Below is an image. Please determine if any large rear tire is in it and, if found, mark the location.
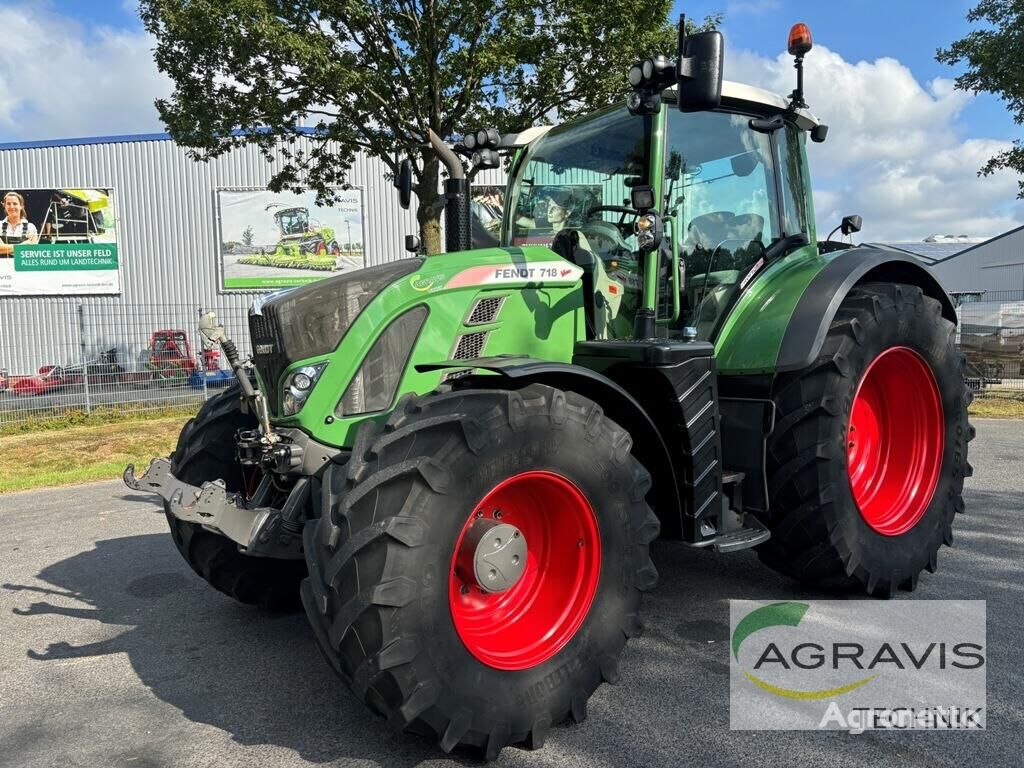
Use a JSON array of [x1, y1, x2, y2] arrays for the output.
[[167, 387, 306, 610], [759, 283, 974, 596], [301, 384, 659, 759]]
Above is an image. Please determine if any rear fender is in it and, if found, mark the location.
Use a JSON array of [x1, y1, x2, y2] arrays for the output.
[[776, 246, 957, 372]]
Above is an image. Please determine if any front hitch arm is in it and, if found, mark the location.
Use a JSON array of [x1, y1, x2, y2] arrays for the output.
[[124, 458, 304, 559]]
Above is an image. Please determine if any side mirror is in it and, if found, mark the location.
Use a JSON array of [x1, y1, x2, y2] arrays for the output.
[[404, 235, 421, 254], [841, 215, 862, 235], [677, 30, 724, 113], [395, 158, 413, 210]]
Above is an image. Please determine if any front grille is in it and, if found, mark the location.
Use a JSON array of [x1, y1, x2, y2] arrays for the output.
[[467, 296, 505, 325], [249, 308, 287, 415], [453, 331, 488, 360]]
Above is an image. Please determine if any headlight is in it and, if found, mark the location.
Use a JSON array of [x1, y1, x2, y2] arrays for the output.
[[282, 363, 326, 416], [336, 306, 428, 418]]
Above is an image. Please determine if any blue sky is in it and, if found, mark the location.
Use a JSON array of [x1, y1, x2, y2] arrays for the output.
[[676, 0, 1018, 141], [1, 0, 1021, 240]]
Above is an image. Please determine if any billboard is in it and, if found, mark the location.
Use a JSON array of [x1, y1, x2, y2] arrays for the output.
[[218, 188, 365, 291], [0, 188, 119, 296]]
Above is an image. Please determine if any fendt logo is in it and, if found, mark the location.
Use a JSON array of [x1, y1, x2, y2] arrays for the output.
[[729, 600, 987, 731]]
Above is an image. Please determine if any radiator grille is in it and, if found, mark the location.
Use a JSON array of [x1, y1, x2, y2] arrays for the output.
[[453, 331, 488, 360], [466, 296, 505, 325]]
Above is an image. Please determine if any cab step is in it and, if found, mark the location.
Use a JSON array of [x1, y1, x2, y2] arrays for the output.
[[708, 516, 771, 552], [685, 514, 770, 553]]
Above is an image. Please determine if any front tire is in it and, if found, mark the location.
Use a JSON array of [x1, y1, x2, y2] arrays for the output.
[[167, 387, 307, 609], [759, 283, 974, 596], [301, 385, 659, 759]]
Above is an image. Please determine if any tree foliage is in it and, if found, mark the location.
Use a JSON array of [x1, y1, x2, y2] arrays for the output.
[[937, 0, 1024, 198], [140, 0, 718, 251]]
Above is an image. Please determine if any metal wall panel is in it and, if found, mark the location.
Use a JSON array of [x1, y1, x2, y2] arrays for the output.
[[0, 136, 508, 374], [931, 228, 1024, 300]]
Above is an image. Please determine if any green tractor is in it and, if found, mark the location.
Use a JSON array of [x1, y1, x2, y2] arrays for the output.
[[127, 18, 973, 759]]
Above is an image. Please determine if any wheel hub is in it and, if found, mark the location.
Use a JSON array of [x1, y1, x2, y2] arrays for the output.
[[455, 519, 528, 593], [846, 346, 944, 536], [449, 471, 602, 670]]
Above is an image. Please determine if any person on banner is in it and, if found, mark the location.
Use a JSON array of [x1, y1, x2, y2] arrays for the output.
[[0, 191, 38, 257]]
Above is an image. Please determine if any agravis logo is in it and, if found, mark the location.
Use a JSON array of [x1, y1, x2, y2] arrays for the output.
[[732, 602, 878, 700], [729, 600, 987, 731]]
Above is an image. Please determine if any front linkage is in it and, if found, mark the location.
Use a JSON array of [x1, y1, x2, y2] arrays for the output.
[[124, 311, 338, 560]]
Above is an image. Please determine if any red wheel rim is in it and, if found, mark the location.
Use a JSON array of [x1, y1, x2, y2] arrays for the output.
[[449, 471, 601, 670], [846, 346, 944, 536]]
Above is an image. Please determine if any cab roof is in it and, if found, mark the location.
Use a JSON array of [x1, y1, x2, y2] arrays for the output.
[[502, 80, 821, 148]]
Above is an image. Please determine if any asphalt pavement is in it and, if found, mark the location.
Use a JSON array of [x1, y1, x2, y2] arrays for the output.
[[0, 420, 1021, 767]]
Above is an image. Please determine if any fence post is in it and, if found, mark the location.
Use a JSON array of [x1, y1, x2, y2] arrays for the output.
[[198, 306, 209, 402], [78, 303, 92, 415]]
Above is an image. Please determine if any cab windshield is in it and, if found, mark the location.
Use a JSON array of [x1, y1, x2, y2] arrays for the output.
[[504, 106, 652, 264]]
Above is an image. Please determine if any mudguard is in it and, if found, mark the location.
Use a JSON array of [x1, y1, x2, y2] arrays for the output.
[[418, 356, 686, 539], [775, 245, 957, 373]]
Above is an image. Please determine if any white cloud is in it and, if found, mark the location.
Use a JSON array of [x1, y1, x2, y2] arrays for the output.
[[0, 6, 169, 142], [726, 44, 1024, 241]]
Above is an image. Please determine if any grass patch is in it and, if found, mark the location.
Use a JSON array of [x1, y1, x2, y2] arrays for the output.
[[969, 395, 1024, 419], [0, 415, 187, 494], [0, 403, 198, 436]]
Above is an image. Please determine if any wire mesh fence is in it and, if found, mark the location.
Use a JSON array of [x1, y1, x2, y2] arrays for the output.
[[1, 300, 1022, 428], [0, 303, 251, 428], [958, 302, 1024, 399]]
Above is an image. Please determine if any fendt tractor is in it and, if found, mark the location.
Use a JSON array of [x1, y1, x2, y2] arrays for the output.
[[127, 18, 974, 759]]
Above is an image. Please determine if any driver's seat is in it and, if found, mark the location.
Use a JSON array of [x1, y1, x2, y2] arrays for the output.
[[551, 229, 621, 339]]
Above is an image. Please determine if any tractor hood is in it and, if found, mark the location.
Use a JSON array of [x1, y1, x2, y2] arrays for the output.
[[249, 246, 584, 425]]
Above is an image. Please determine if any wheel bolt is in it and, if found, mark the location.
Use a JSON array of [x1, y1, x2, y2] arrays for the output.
[[577, 539, 584, 548], [475, 510, 484, 519], [848, 441, 855, 449], [493, 509, 503, 519], [460, 584, 470, 595]]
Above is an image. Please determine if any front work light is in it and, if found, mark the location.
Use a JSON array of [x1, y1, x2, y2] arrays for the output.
[[282, 362, 327, 416]]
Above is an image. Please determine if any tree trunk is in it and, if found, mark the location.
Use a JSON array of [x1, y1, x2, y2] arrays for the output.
[[415, 155, 444, 255]]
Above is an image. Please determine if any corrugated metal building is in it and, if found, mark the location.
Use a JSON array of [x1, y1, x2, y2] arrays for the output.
[[0, 131, 504, 374], [882, 228, 1024, 302], [926, 226, 1024, 304]]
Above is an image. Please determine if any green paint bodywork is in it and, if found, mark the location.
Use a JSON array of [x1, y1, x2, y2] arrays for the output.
[[272, 246, 584, 447]]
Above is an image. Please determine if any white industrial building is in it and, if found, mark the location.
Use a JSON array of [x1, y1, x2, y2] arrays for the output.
[[0, 131, 500, 375]]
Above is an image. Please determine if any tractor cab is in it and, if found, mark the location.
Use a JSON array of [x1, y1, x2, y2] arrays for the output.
[[502, 82, 822, 343], [274, 207, 311, 237]]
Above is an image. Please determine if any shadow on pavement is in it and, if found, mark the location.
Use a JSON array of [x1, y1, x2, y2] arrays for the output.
[[3, 476, 1020, 767], [2, 532, 454, 766]]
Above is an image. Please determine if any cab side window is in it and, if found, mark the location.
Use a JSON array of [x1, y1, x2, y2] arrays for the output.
[[665, 110, 783, 337], [775, 125, 809, 237]]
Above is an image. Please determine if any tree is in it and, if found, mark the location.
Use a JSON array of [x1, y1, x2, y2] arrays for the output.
[[141, 0, 718, 253], [938, 0, 1024, 198], [241, 225, 254, 247]]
